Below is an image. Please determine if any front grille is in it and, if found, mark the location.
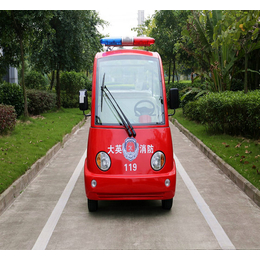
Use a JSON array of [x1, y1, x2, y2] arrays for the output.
[[97, 192, 165, 199]]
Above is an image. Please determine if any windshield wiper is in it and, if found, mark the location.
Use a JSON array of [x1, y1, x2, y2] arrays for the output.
[[104, 86, 136, 137], [101, 74, 136, 137], [101, 73, 105, 112]]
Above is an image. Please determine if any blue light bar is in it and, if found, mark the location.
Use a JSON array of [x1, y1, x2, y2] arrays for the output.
[[100, 38, 122, 46], [100, 37, 155, 47]]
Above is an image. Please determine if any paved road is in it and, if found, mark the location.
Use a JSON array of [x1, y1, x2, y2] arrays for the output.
[[0, 118, 260, 250]]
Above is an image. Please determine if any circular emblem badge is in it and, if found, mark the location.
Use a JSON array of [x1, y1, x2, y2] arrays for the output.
[[122, 137, 139, 162]]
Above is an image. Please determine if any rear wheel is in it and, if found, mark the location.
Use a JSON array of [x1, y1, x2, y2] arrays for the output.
[[88, 199, 98, 212], [162, 198, 173, 210]]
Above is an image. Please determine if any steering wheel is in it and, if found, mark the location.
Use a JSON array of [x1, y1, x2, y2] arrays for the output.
[[134, 100, 155, 116]]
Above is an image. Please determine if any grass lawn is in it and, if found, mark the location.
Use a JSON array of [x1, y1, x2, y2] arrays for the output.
[[170, 108, 260, 191], [178, 80, 192, 84], [0, 108, 85, 194]]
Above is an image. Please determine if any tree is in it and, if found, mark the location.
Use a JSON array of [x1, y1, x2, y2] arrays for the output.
[[132, 14, 155, 37], [133, 11, 189, 84], [149, 11, 189, 84], [180, 10, 260, 92], [0, 10, 53, 117], [181, 10, 238, 91], [214, 10, 260, 92], [31, 10, 104, 108]]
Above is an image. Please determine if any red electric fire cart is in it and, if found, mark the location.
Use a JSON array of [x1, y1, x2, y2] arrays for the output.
[[79, 37, 179, 212]]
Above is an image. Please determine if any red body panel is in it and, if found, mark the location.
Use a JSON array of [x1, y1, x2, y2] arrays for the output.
[[85, 49, 176, 201]]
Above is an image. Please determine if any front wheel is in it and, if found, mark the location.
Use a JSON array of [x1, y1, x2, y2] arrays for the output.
[[88, 199, 98, 212], [162, 198, 173, 210]]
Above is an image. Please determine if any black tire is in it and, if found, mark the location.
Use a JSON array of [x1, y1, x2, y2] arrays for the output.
[[88, 199, 98, 212], [162, 198, 173, 210]]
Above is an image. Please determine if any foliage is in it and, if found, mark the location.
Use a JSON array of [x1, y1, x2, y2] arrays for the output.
[[0, 104, 16, 134], [230, 78, 243, 91], [179, 10, 260, 92], [166, 81, 208, 108], [132, 13, 155, 37], [0, 82, 24, 117], [213, 10, 260, 93], [60, 91, 77, 109], [0, 10, 104, 115], [140, 10, 260, 93], [133, 11, 190, 84], [151, 11, 190, 84], [183, 90, 260, 138], [60, 71, 91, 108], [30, 10, 104, 109], [181, 10, 238, 91], [0, 10, 53, 117], [25, 70, 49, 90], [165, 82, 191, 95], [27, 89, 56, 115], [61, 71, 91, 93]]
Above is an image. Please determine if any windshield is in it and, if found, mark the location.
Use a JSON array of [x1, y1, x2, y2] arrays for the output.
[[95, 54, 165, 126]]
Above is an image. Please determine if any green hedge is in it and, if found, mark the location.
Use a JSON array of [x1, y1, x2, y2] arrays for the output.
[[60, 71, 91, 108], [183, 90, 260, 138], [0, 104, 16, 134], [27, 89, 56, 115], [60, 90, 78, 108], [25, 70, 48, 90], [0, 82, 24, 117]]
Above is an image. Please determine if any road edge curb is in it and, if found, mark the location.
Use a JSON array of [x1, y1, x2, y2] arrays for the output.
[[171, 118, 260, 208], [0, 117, 87, 216]]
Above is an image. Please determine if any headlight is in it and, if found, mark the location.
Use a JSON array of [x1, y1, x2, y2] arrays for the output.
[[151, 151, 165, 171], [96, 152, 111, 171]]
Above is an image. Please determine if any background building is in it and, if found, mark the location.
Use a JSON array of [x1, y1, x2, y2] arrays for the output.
[[0, 47, 18, 84], [2, 67, 18, 84], [137, 10, 144, 26]]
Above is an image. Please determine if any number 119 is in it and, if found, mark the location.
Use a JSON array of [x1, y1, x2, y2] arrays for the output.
[[124, 163, 137, 171]]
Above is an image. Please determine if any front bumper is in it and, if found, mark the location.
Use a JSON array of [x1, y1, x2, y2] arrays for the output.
[[84, 159, 176, 201]]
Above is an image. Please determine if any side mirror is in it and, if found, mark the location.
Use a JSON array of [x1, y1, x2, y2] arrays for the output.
[[79, 89, 88, 111], [168, 88, 179, 116], [169, 88, 180, 109]]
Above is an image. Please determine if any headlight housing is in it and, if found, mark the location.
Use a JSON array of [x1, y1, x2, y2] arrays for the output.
[[96, 151, 111, 171], [151, 151, 165, 171]]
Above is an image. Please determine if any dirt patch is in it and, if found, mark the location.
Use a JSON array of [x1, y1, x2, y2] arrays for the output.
[[31, 115, 46, 120]]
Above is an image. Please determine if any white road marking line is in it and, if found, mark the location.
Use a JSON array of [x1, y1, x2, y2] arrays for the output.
[[174, 154, 236, 250], [32, 150, 86, 250], [31, 148, 235, 249]]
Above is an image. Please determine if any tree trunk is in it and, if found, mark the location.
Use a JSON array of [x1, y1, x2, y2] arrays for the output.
[[172, 58, 175, 83], [56, 69, 61, 109], [244, 53, 248, 93], [50, 70, 55, 90], [19, 37, 29, 118], [175, 71, 179, 82], [255, 49, 260, 90], [168, 61, 171, 84]]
